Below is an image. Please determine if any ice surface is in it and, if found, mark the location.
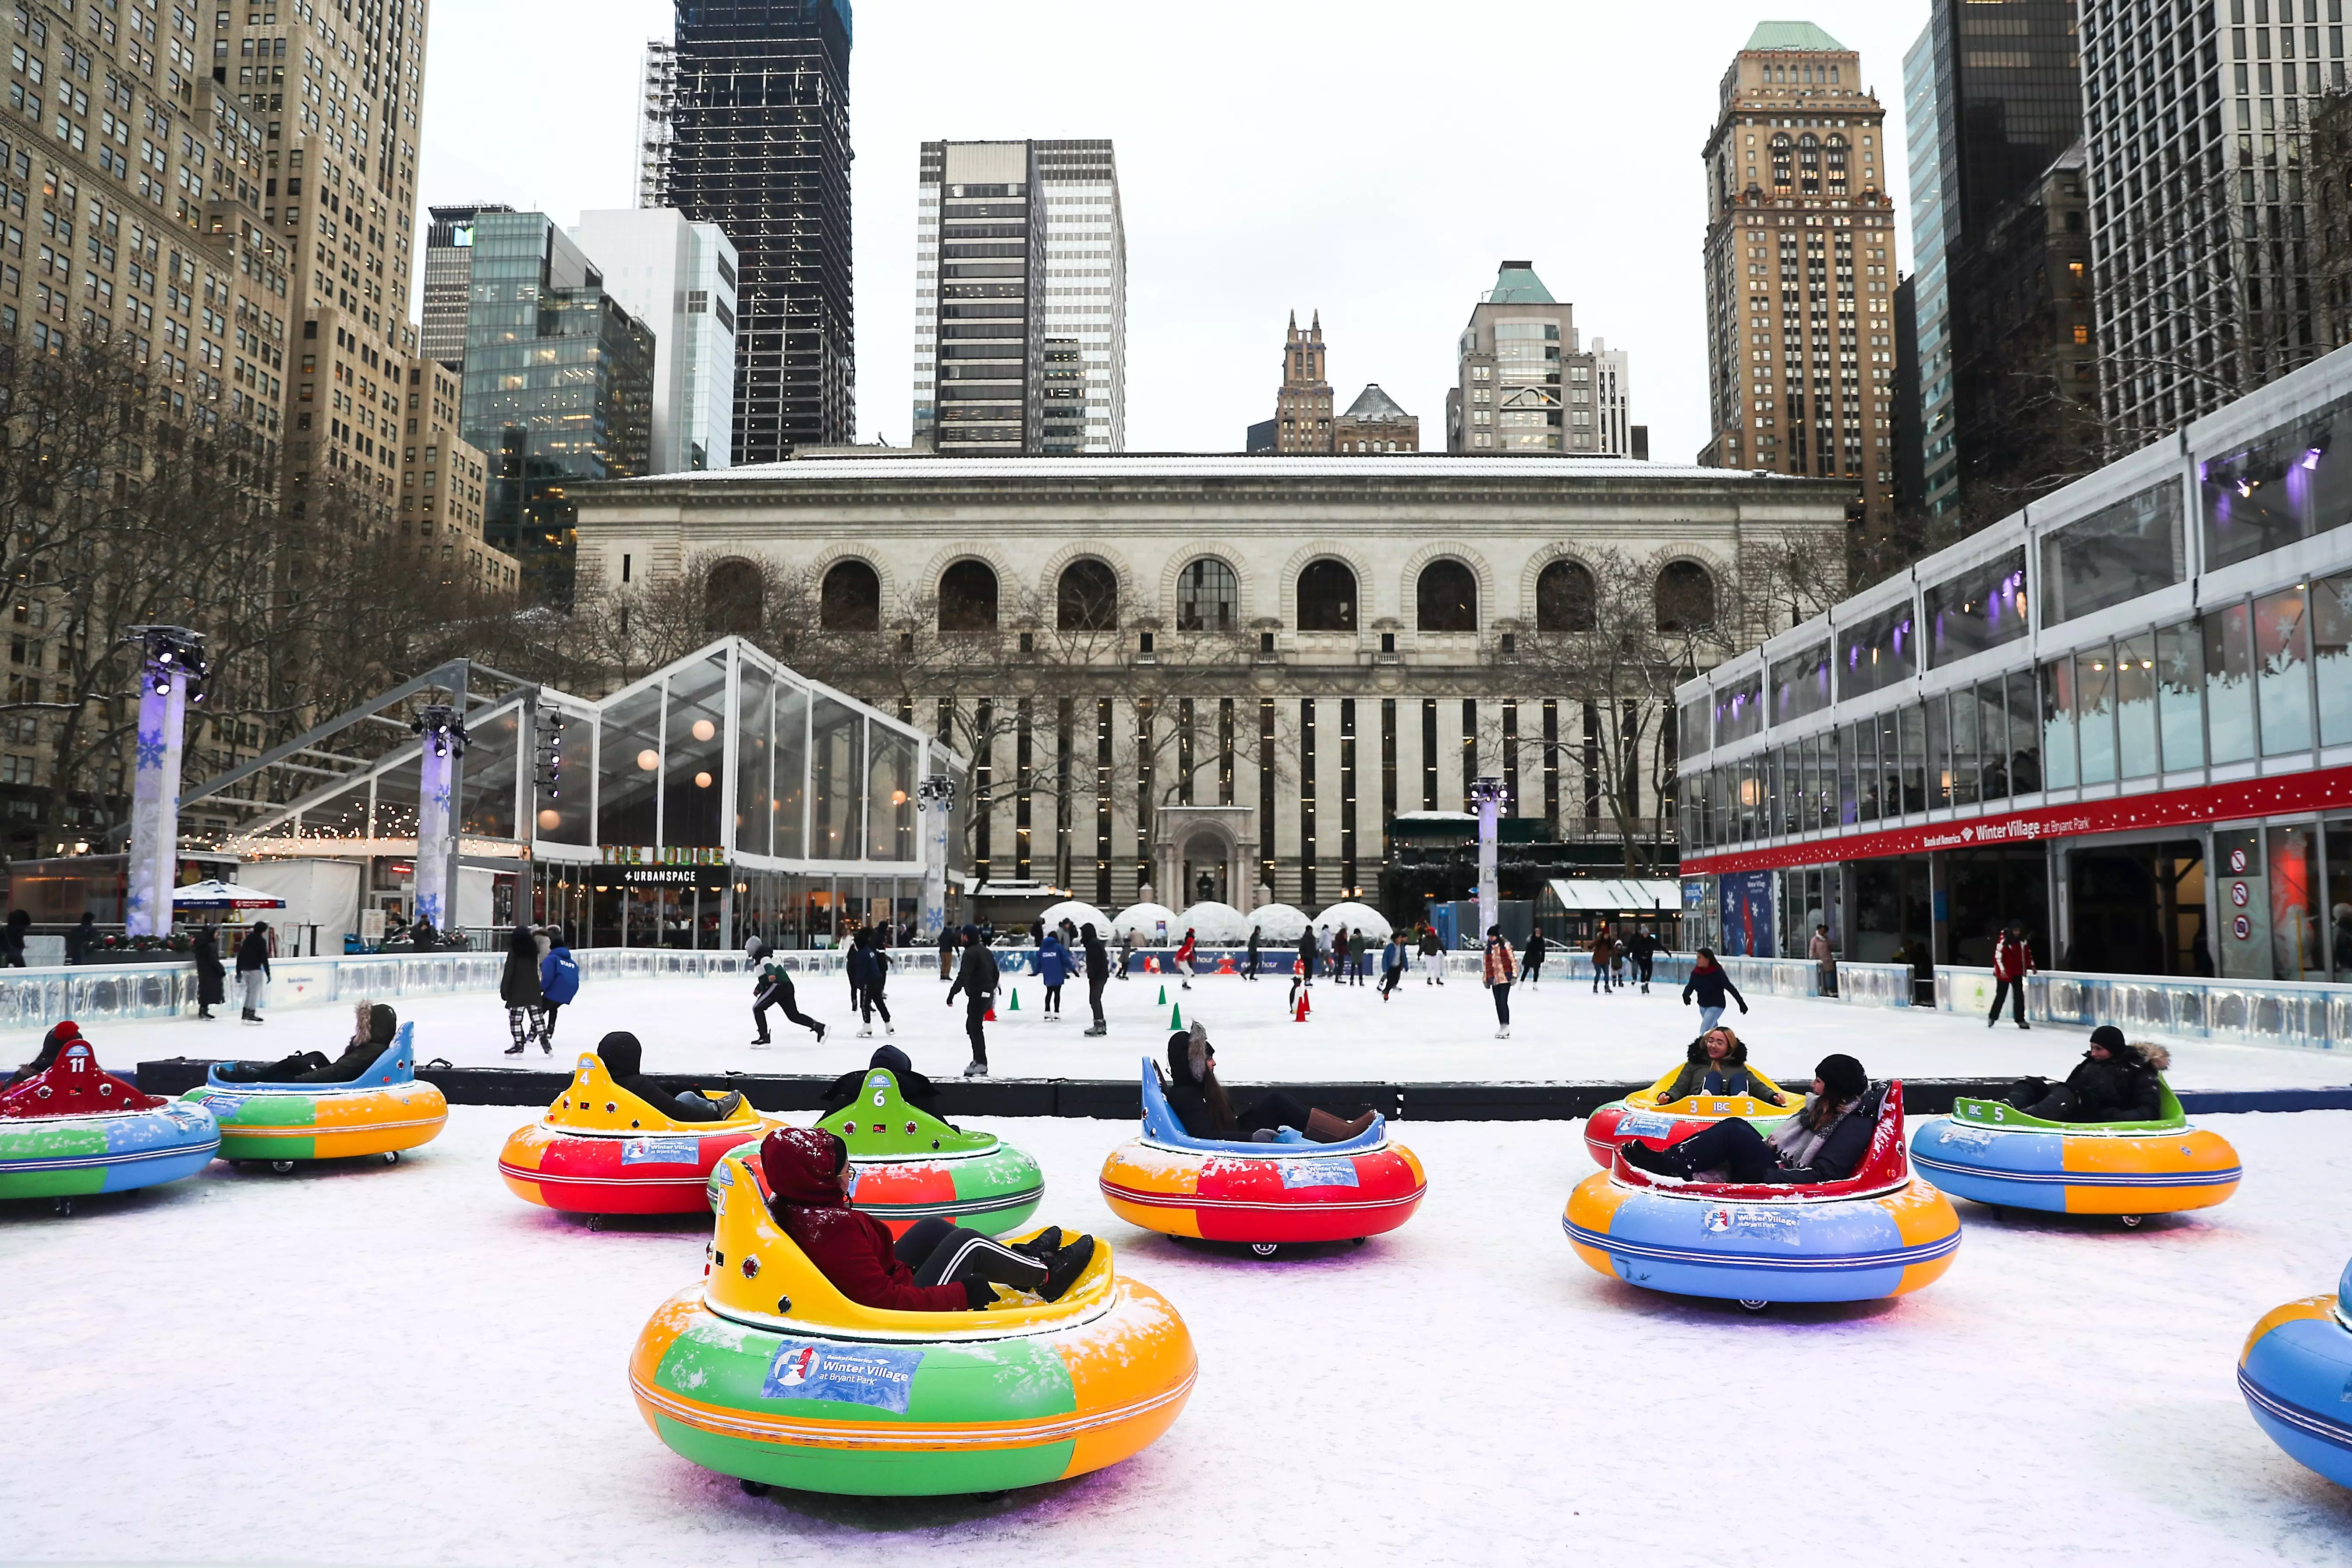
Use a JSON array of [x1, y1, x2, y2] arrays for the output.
[[17, 965, 2352, 1092], [4, 1105, 2351, 1564]]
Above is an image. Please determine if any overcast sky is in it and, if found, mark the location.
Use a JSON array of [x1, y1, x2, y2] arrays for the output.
[[416, 2, 1929, 459]]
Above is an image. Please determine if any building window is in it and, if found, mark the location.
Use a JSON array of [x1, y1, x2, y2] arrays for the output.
[[1296, 559, 1357, 632], [1655, 560, 1716, 632], [819, 559, 880, 631], [1173, 556, 1238, 632], [1056, 558, 1118, 631], [1536, 558, 1597, 632], [939, 560, 999, 633], [1415, 559, 1478, 633]]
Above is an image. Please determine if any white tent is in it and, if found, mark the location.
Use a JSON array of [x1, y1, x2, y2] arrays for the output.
[[1245, 902, 1311, 942], [1110, 902, 1179, 943], [1175, 900, 1251, 942], [1313, 900, 1393, 941], [170, 879, 289, 910], [1038, 899, 1112, 939]]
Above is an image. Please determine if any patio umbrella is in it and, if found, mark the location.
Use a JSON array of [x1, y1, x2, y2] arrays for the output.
[[170, 879, 289, 910]]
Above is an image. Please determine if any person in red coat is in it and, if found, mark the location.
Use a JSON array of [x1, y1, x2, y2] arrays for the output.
[[1988, 923, 2036, 1030], [758, 1127, 1094, 1309], [1173, 928, 1197, 991]]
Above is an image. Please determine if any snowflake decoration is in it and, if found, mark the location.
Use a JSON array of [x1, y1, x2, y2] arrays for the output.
[[136, 733, 168, 771]]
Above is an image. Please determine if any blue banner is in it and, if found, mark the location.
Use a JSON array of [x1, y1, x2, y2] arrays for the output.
[[1718, 871, 1774, 958], [762, 1341, 926, 1413]]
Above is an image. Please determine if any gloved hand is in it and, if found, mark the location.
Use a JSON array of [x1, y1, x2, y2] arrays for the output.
[[1738, 1002, 1749, 1014]]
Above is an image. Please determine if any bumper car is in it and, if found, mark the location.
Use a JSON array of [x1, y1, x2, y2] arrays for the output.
[[1908, 1081, 2239, 1224], [1097, 1058, 1426, 1255], [743, 1067, 1041, 1239], [2239, 1258, 2352, 1490], [1564, 1081, 1960, 1310], [0, 1041, 220, 1212], [1583, 1065, 1793, 1168], [182, 1022, 446, 1172], [500, 1052, 769, 1220], [632, 1144, 1196, 1497]]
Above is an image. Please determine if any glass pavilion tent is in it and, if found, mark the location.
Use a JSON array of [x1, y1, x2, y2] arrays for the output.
[[199, 637, 963, 949]]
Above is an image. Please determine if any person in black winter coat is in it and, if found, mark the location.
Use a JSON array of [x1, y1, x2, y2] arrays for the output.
[[1680, 947, 1749, 1031], [499, 923, 544, 1054], [945, 927, 999, 1076], [1080, 922, 1111, 1036], [1523, 930, 1548, 987], [1654, 1027, 1785, 1104], [818, 1042, 942, 1113], [295, 1003, 400, 1082], [847, 928, 894, 1037], [1244, 924, 1261, 981], [1160, 1025, 1377, 1143], [235, 923, 273, 1022], [2003, 1025, 2168, 1122], [192, 923, 226, 1019], [0, 907, 28, 967], [751, 956, 828, 1047], [65, 912, 97, 964], [596, 1030, 744, 1122], [1621, 1054, 1876, 1185], [7, 1019, 84, 1086]]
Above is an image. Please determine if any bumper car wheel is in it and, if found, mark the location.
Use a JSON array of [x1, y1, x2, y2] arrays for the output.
[[270, 1160, 294, 1174], [1250, 1242, 1279, 1258], [1737, 1299, 1770, 1313], [738, 1479, 769, 1498], [2118, 1214, 2144, 1228]]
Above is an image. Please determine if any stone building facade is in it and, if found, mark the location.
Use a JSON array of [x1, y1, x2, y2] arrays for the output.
[[574, 457, 1848, 910]]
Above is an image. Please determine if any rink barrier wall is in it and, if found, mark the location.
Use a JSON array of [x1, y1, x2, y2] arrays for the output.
[[1718, 957, 1913, 1007], [124, 1060, 2352, 1118], [1937, 965, 2352, 1054]]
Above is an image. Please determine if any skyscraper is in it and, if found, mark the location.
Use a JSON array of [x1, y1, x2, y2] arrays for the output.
[[451, 212, 655, 592], [1697, 23, 1899, 526], [1445, 262, 1633, 455], [910, 138, 1126, 455], [1902, 0, 2085, 516], [1902, 25, 1958, 516], [2081, 1, 2346, 445], [573, 209, 740, 474], [1268, 310, 1334, 454], [654, 0, 853, 462], [420, 204, 514, 368], [634, 40, 677, 210]]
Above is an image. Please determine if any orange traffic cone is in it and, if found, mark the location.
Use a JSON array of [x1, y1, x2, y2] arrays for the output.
[[984, 1005, 997, 1022], [1216, 953, 1237, 975], [1293, 990, 1310, 1023]]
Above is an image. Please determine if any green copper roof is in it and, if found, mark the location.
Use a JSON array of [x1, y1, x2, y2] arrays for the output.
[[1488, 261, 1555, 304], [1745, 20, 1846, 51]]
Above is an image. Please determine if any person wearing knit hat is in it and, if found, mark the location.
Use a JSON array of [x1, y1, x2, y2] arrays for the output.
[[1620, 1053, 1880, 1185], [2001, 1025, 2169, 1123], [1159, 1022, 1378, 1143], [5, 1019, 82, 1087]]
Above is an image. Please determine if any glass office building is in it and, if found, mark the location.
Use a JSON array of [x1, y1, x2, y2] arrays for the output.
[[1677, 342, 2352, 985], [455, 211, 656, 597], [233, 637, 962, 949]]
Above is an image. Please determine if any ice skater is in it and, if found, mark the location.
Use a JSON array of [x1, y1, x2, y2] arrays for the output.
[[1288, 926, 1318, 1009], [848, 928, 894, 1037], [1680, 946, 1748, 1032], [751, 952, 828, 1047], [1081, 922, 1111, 1036], [1483, 924, 1516, 1039], [1036, 927, 1071, 1020], [1172, 927, 1197, 990], [1590, 925, 1615, 994], [538, 924, 579, 1049], [946, 925, 998, 1076], [1631, 927, 1660, 994], [1244, 924, 1262, 980], [1987, 922, 2035, 1029], [1379, 932, 1405, 1000], [500, 922, 545, 1055], [236, 921, 273, 1023], [1522, 929, 1547, 988], [1118, 928, 1136, 980], [1419, 925, 1445, 985], [192, 922, 225, 1020]]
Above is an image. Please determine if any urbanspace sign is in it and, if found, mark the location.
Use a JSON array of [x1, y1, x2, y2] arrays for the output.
[[1679, 762, 2352, 877]]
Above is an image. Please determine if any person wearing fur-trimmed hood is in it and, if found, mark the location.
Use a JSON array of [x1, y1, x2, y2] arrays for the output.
[[2001, 1025, 2169, 1122], [1655, 1026, 1785, 1104]]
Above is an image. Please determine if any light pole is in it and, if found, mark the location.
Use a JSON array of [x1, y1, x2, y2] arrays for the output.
[[124, 626, 208, 938], [411, 704, 468, 936], [916, 774, 956, 939], [1470, 775, 1508, 945]]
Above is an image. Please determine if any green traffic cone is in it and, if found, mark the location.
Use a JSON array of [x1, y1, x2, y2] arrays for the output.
[[1157, 984, 1167, 1005], [1169, 1002, 1183, 1030], [1009, 986, 1020, 1011]]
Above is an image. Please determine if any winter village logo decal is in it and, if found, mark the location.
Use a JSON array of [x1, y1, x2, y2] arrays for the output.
[[762, 1341, 925, 1412], [1703, 1206, 1734, 1234]]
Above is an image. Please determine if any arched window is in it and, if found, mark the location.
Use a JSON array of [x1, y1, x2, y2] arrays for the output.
[[818, 559, 880, 631], [1416, 559, 1478, 633], [939, 559, 999, 633], [1536, 559, 1597, 633], [1056, 558, 1119, 632], [1770, 133, 1792, 189], [1825, 135, 1848, 192], [1295, 559, 1357, 632], [1174, 557, 1239, 633], [1655, 560, 1717, 633], [1798, 133, 1821, 194], [705, 558, 763, 637]]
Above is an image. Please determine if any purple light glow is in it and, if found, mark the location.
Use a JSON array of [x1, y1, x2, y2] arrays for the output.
[[2303, 446, 2325, 471]]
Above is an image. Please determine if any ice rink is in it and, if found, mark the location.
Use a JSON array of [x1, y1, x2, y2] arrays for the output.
[[4, 1098, 2351, 1565], [20, 959, 2352, 1092]]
